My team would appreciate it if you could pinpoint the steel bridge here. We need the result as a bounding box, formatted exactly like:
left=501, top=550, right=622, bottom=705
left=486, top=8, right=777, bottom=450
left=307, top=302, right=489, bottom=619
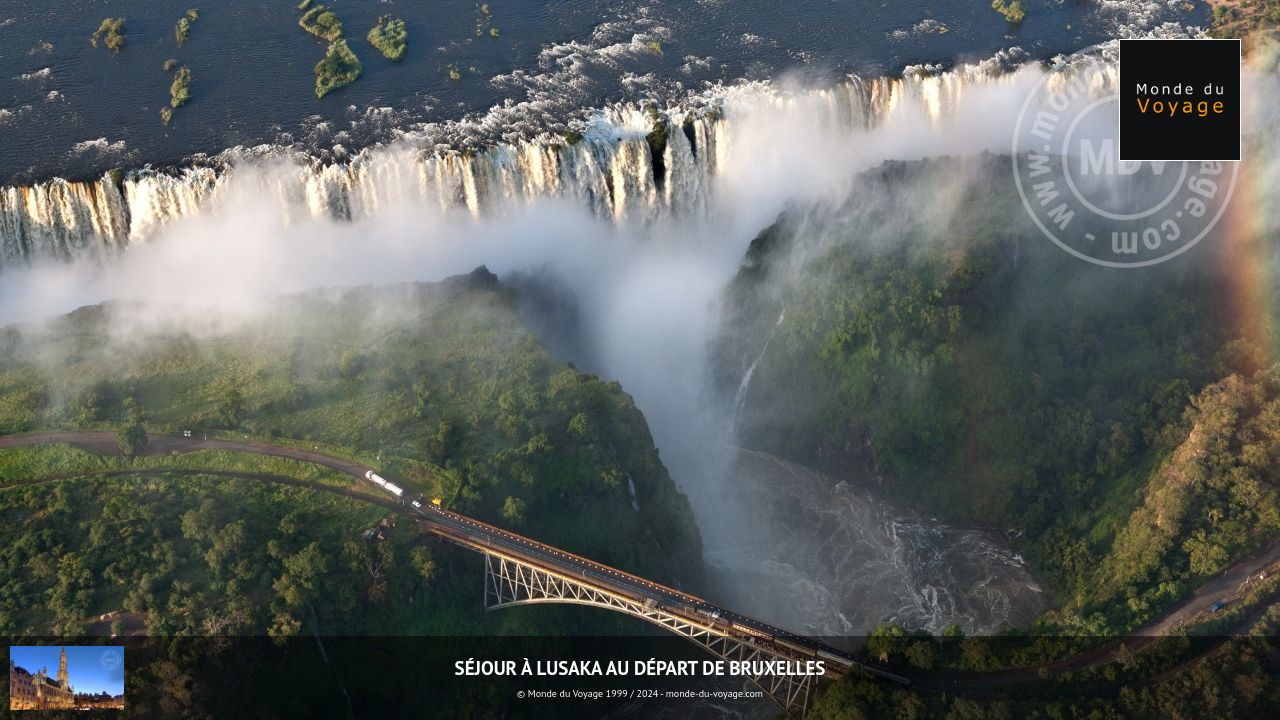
left=408, top=497, right=910, bottom=719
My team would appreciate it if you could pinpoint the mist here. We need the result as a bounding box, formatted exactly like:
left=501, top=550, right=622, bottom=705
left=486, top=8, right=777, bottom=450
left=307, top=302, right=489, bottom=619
left=1, top=45, right=1274, bottom=635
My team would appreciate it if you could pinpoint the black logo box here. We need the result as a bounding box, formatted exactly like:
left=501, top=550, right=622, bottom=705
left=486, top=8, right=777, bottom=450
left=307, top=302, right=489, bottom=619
left=1119, top=38, right=1241, bottom=162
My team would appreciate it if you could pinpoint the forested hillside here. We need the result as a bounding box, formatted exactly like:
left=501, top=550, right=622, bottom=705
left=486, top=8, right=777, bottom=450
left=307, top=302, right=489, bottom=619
left=716, top=155, right=1277, bottom=628
left=0, top=268, right=702, bottom=641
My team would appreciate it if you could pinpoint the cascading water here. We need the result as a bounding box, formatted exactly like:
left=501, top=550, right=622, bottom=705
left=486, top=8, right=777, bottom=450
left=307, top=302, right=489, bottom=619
left=0, top=56, right=1120, bottom=267
left=729, top=308, right=784, bottom=437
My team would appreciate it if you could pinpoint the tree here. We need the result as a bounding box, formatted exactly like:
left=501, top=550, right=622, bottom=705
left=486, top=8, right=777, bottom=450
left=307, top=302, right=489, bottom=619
left=118, top=423, right=148, bottom=458
left=904, top=640, right=936, bottom=670
left=217, top=386, right=244, bottom=427
left=501, top=496, right=526, bottom=525
left=273, top=542, right=328, bottom=608
left=409, top=546, right=437, bottom=584
left=339, top=350, right=362, bottom=379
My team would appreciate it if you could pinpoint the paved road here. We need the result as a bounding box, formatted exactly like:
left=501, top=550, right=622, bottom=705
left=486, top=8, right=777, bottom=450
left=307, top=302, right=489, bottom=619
left=4, top=430, right=1278, bottom=692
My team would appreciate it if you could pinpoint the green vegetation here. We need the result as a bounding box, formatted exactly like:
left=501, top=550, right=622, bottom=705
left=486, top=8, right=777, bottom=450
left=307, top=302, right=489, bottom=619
left=367, top=15, right=408, bottom=61
left=992, top=0, right=1026, bottom=23
left=0, top=270, right=702, bottom=639
left=0, top=470, right=385, bottom=636
left=715, top=154, right=1280, bottom=720
left=314, top=39, right=362, bottom=98
left=169, top=67, right=192, bottom=108
left=446, top=63, right=462, bottom=81
left=645, top=106, right=670, bottom=158
left=810, top=617, right=1280, bottom=718
left=160, top=107, right=173, bottom=126
left=163, top=58, right=178, bottom=72
left=296, top=3, right=361, bottom=97
left=1208, top=0, right=1280, bottom=38
left=645, top=106, right=670, bottom=190
left=297, top=0, right=312, bottom=10
left=299, top=5, right=345, bottom=42
left=90, top=18, right=126, bottom=53
left=717, top=155, right=1278, bottom=632
left=116, top=422, right=147, bottom=458
left=175, top=9, right=199, bottom=46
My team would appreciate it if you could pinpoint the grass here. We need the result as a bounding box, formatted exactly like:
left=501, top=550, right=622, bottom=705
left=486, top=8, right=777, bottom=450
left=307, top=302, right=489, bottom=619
left=367, top=15, right=408, bottom=61
left=314, top=39, right=362, bottom=98
left=90, top=18, right=126, bottom=53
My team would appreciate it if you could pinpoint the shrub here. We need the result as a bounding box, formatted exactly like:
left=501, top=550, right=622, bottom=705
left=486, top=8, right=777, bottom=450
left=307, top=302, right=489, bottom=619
left=314, top=39, right=362, bottom=98
left=90, top=18, right=126, bottom=52
left=992, top=0, right=1026, bottom=22
left=300, top=6, right=344, bottom=41
left=170, top=67, right=192, bottom=108
left=117, top=423, right=148, bottom=458
left=367, top=15, right=408, bottom=61
left=175, top=11, right=198, bottom=46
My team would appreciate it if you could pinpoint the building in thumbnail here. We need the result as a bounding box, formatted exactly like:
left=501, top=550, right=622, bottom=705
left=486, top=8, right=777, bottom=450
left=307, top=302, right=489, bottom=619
left=9, top=647, right=75, bottom=710
left=75, top=691, right=126, bottom=709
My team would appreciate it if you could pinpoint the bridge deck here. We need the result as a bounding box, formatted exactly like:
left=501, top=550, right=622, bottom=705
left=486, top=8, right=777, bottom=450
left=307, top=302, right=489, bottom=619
left=408, top=500, right=908, bottom=684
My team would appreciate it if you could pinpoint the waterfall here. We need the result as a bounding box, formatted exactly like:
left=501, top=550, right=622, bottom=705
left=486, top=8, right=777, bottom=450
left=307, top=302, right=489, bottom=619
left=0, top=56, right=1120, bottom=268
left=626, top=476, right=640, bottom=512
left=730, top=309, right=785, bottom=438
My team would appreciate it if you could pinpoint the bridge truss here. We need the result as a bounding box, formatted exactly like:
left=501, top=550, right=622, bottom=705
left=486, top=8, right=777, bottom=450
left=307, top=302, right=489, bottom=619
left=482, top=551, right=816, bottom=719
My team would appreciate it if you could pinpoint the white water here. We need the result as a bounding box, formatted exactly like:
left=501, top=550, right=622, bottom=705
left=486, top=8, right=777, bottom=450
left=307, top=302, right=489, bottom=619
left=0, top=53, right=1121, bottom=267
left=729, top=309, right=784, bottom=438
left=705, top=450, right=1046, bottom=636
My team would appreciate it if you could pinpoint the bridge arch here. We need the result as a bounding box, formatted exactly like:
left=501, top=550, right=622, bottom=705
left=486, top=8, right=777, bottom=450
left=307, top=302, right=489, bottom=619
left=483, top=551, right=816, bottom=718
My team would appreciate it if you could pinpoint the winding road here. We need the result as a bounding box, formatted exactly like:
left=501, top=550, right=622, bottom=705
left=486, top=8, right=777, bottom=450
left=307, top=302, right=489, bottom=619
left=2, top=430, right=1278, bottom=693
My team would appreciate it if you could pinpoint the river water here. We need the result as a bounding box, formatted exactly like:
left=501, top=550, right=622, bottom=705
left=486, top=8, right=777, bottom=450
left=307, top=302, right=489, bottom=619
left=0, top=0, right=1198, bottom=184
left=707, top=449, right=1046, bottom=637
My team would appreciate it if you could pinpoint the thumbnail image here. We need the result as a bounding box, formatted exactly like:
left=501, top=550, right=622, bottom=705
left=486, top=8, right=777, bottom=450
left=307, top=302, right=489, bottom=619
left=9, top=646, right=124, bottom=711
